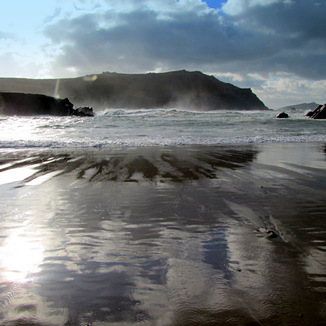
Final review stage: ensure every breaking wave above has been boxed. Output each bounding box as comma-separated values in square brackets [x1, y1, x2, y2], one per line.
[0, 109, 325, 149]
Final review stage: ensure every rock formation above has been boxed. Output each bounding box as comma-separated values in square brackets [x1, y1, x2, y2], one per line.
[306, 104, 326, 119]
[0, 92, 94, 116]
[0, 70, 269, 111]
[276, 112, 289, 118]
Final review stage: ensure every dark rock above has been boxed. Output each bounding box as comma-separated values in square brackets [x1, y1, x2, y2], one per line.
[0, 92, 94, 117]
[306, 104, 322, 117]
[266, 230, 278, 239]
[276, 112, 289, 118]
[72, 106, 94, 117]
[306, 110, 315, 117]
[307, 104, 326, 119]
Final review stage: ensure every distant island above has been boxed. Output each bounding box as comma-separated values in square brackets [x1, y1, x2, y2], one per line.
[277, 102, 320, 111]
[0, 70, 268, 111]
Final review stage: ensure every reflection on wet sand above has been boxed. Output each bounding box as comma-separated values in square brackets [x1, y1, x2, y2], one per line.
[0, 145, 258, 184]
[0, 144, 325, 325]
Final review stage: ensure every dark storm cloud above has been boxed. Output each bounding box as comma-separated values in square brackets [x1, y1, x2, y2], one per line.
[241, 0, 326, 40]
[44, 0, 326, 79]
[223, 0, 326, 79]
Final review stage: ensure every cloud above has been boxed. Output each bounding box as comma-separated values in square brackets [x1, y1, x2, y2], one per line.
[44, 3, 225, 75]
[43, 0, 326, 82]
[221, 0, 326, 79]
[42, 8, 62, 25]
[43, 1, 270, 75]
[0, 52, 49, 78]
[222, 0, 278, 16]
[0, 32, 13, 40]
[255, 74, 326, 109]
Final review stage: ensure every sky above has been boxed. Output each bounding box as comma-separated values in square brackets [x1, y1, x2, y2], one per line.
[0, 0, 325, 109]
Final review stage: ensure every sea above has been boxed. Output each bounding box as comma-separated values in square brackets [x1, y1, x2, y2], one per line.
[0, 108, 326, 326]
[0, 108, 325, 148]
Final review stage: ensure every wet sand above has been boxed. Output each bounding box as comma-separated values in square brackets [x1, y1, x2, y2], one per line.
[0, 143, 325, 325]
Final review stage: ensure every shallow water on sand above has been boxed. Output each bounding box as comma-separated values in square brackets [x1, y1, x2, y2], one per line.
[0, 143, 325, 325]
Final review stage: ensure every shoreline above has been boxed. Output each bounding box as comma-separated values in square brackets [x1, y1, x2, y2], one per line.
[0, 142, 325, 187]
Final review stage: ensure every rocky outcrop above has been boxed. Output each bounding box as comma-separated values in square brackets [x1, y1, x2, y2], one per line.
[276, 112, 289, 118]
[72, 106, 94, 117]
[306, 104, 326, 119]
[0, 92, 94, 116]
[0, 70, 269, 111]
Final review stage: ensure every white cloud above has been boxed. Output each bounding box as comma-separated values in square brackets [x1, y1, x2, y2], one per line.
[214, 72, 247, 82]
[255, 74, 326, 109]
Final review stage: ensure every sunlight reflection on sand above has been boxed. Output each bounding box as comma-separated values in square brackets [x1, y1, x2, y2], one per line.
[0, 227, 44, 283]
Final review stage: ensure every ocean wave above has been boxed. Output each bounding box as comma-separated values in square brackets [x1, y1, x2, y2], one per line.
[0, 110, 325, 150]
[100, 108, 169, 116]
[0, 134, 326, 150]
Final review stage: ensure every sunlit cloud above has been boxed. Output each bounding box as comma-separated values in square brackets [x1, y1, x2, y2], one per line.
[255, 74, 326, 109]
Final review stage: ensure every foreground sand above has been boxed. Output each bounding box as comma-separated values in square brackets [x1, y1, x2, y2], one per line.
[0, 143, 325, 325]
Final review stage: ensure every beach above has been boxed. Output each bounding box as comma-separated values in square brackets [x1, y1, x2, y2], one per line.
[0, 142, 325, 325]
[1, 0, 326, 324]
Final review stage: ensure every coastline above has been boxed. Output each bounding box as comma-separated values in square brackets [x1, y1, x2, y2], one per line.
[0, 142, 325, 325]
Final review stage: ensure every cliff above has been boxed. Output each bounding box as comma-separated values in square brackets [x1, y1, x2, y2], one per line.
[0, 92, 94, 116]
[0, 70, 268, 111]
